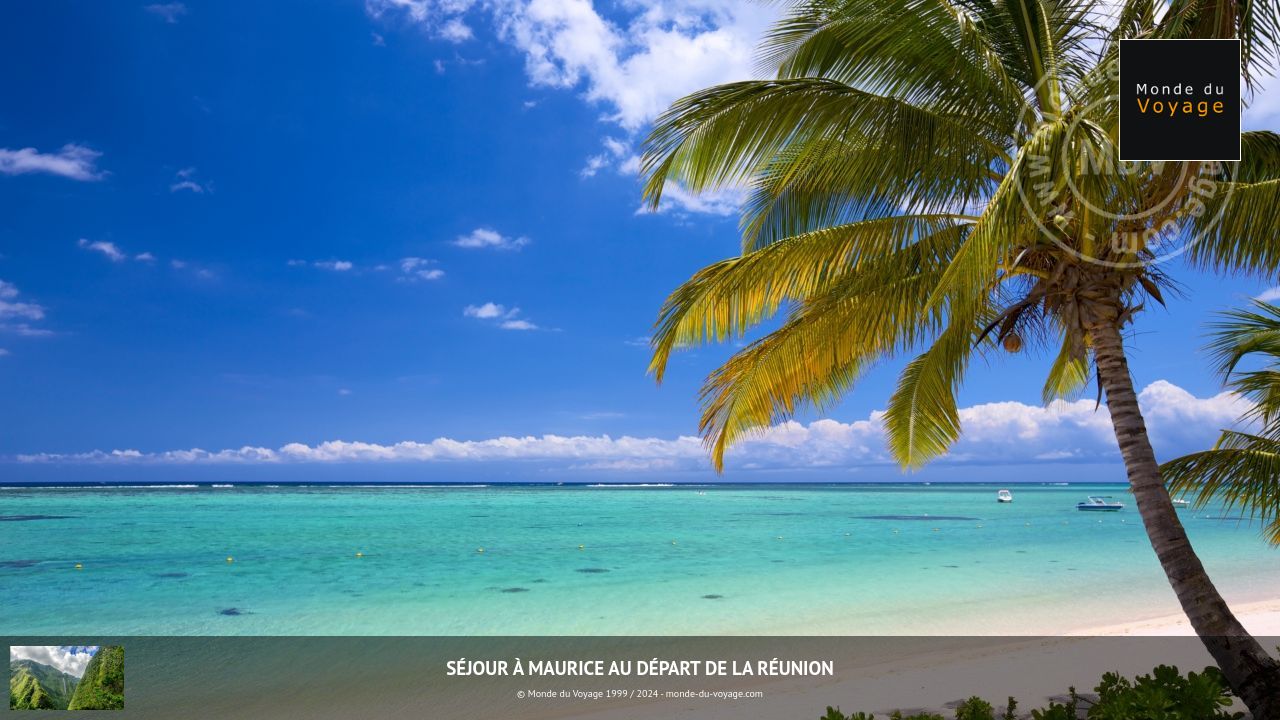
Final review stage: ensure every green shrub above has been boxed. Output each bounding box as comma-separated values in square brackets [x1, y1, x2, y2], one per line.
[1026, 684, 1079, 719]
[955, 696, 995, 720]
[816, 664, 1245, 720]
[1088, 665, 1241, 720]
[820, 708, 876, 720]
[1029, 702, 1073, 720]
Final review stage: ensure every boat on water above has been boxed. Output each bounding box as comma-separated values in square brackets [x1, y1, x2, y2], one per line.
[1172, 498, 1191, 508]
[1076, 496, 1124, 512]
[996, 489, 1013, 503]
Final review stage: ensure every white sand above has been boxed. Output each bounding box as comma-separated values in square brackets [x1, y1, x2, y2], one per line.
[1073, 598, 1280, 636]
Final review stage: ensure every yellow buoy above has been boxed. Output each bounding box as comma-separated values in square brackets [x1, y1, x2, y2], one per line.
[476, 548, 484, 554]
[578, 545, 585, 550]
[670, 540, 677, 545]
[74, 563, 83, 570]
[355, 552, 364, 558]
[226, 556, 234, 564]
[776, 536, 784, 540]
[932, 528, 940, 532]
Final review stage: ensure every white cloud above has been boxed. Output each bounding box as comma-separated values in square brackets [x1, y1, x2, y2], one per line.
[453, 227, 530, 250]
[9, 646, 99, 679]
[77, 238, 127, 262]
[147, 259, 212, 279]
[463, 301, 509, 319]
[367, 1, 771, 215]
[314, 260, 354, 271]
[0, 300, 44, 322]
[144, 2, 187, 23]
[0, 281, 46, 326]
[399, 257, 446, 281]
[439, 17, 474, 42]
[580, 153, 610, 178]
[464, 302, 542, 329]
[366, 0, 482, 43]
[1, 324, 52, 337]
[77, 240, 157, 265]
[1244, 72, 1280, 129]
[0, 348, 10, 357]
[492, 0, 773, 131]
[0, 279, 48, 336]
[580, 135, 637, 176]
[365, 0, 771, 128]
[16, 381, 1247, 470]
[579, 133, 740, 213]
[291, 257, 447, 280]
[169, 167, 207, 193]
[1256, 287, 1280, 303]
[371, 31, 387, 46]
[639, 183, 744, 216]
[0, 144, 104, 181]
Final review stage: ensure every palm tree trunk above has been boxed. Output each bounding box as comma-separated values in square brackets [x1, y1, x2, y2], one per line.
[1091, 320, 1280, 717]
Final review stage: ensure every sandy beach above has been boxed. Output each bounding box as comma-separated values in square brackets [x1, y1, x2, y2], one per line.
[1072, 598, 1280, 637]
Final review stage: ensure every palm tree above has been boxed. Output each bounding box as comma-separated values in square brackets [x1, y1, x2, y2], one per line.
[1164, 300, 1280, 544]
[639, 0, 1280, 714]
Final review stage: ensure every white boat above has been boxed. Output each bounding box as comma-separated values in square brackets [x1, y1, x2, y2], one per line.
[996, 489, 1013, 503]
[1172, 498, 1191, 508]
[1076, 495, 1124, 512]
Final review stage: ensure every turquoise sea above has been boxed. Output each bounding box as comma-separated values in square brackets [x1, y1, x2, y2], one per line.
[2, 483, 1276, 635]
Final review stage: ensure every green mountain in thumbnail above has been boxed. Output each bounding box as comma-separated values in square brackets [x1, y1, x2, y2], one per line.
[9, 659, 79, 710]
[66, 645, 124, 710]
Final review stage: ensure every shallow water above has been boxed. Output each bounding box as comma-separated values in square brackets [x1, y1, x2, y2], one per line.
[1, 483, 1275, 635]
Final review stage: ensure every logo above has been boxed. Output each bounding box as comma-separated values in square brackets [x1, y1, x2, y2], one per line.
[1119, 39, 1241, 161]
[1013, 41, 1242, 270]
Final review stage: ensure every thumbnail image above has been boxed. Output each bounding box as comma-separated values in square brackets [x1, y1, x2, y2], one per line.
[9, 646, 123, 711]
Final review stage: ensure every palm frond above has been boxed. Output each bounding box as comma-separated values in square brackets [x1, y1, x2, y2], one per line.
[1235, 131, 1280, 183]
[760, 0, 1025, 125]
[639, 78, 1005, 214]
[1187, 178, 1280, 275]
[737, 131, 996, 252]
[1163, 430, 1280, 544]
[1206, 300, 1280, 375]
[649, 217, 970, 381]
[884, 322, 974, 468]
[1157, 0, 1280, 87]
[1043, 330, 1091, 402]
[696, 242, 958, 469]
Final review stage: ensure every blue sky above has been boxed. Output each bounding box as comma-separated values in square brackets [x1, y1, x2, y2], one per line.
[1, 0, 1277, 483]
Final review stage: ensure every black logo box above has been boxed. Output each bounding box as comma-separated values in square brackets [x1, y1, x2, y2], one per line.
[1119, 38, 1241, 162]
